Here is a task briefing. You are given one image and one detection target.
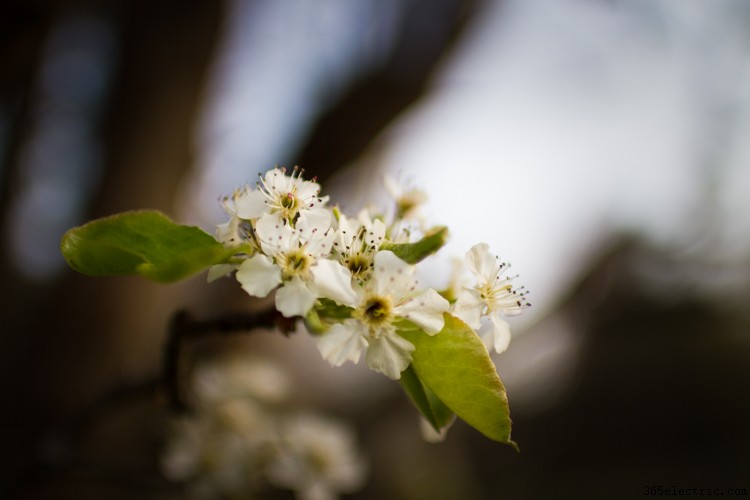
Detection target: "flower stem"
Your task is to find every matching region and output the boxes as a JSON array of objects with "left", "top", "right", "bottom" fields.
[{"left": 163, "top": 308, "right": 297, "bottom": 411}]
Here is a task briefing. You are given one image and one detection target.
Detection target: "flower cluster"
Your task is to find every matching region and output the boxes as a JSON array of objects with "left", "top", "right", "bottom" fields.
[
  {"left": 212, "top": 167, "right": 530, "bottom": 380},
  {"left": 161, "top": 350, "right": 367, "bottom": 500}
]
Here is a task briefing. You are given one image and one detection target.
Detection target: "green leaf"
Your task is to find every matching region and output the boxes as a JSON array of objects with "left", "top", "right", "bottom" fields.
[
  {"left": 303, "top": 308, "right": 326, "bottom": 335},
  {"left": 315, "top": 298, "right": 354, "bottom": 320},
  {"left": 380, "top": 226, "right": 448, "bottom": 264},
  {"left": 398, "top": 314, "right": 517, "bottom": 448},
  {"left": 60, "top": 210, "right": 237, "bottom": 283},
  {"left": 400, "top": 365, "right": 454, "bottom": 432},
  {"left": 304, "top": 299, "right": 354, "bottom": 335}
]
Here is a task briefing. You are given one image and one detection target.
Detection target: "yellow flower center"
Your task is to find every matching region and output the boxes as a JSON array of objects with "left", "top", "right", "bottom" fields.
[
  {"left": 278, "top": 190, "right": 300, "bottom": 221},
  {"left": 345, "top": 253, "right": 372, "bottom": 280},
  {"left": 355, "top": 294, "right": 394, "bottom": 337},
  {"left": 477, "top": 281, "right": 513, "bottom": 313},
  {"left": 278, "top": 249, "right": 312, "bottom": 280}
]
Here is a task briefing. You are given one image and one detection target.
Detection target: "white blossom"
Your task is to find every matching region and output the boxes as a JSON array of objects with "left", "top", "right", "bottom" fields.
[
  {"left": 161, "top": 351, "right": 368, "bottom": 499},
  {"left": 216, "top": 186, "right": 254, "bottom": 245},
  {"left": 236, "top": 166, "right": 330, "bottom": 227},
  {"left": 160, "top": 399, "right": 273, "bottom": 498},
  {"left": 313, "top": 250, "right": 449, "bottom": 379},
  {"left": 331, "top": 211, "right": 385, "bottom": 281},
  {"left": 191, "top": 353, "right": 291, "bottom": 406},
  {"left": 266, "top": 413, "right": 367, "bottom": 500},
  {"left": 211, "top": 167, "right": 333, "bottom": 286},
  {"left": 384, "top": 173, "right": 428, "bottom": 220},
  {"left": 236, "top": 213, "right": 336, "bottom": 317},
  {"left": 453, "top": 243, "right": 529, "bottom": 354},
  {"left": 206, "top": 192, "right": 256, "bottom": 283}
]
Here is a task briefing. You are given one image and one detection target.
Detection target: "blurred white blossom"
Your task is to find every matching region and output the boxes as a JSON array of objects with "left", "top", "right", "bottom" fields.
[
  {"left": 161, "top": 399, "right": 272, "bottom": 498},
  {"left": 190, "top": 353, "right": 291, "bottom": 406},
  {"left": 384, "top": 173, "right": 428, "bottom": 221},
  {"left": 161, "top": 350, "right": 368, "bottom": 499},
  {"left": 267, "top": 413, "right": 367, "bottom": 500}
]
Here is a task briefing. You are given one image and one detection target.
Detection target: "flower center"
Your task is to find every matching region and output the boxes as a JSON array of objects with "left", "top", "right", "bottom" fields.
[
  {"left": 395, "top": 188, "right": 427, "bottom": 219},
  {"left": 345, "top": 254, "right": 372, "bottom": 279},
  {"left": 278, "top": 249, "right": 312, "bottom": 280},
  {"left": 478, "top": 281, "right": 516, "bottom": 314},
  {"left": 356, "top": 295, "right": 394, "bottom": 337},
  {"left": 280, "top": 192, "right": 297, "bottom": 209},
  {"left": 276, "top": 190, "right": 300, "bottom": 221}
]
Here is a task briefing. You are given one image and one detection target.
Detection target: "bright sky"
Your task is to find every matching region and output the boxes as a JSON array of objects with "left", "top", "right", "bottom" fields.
[
  {"left": 189, "top": 0, "right": 750, "bottom": 326},
  {"left": 370, "top": 0, "right": 750, "bottom": 324}
]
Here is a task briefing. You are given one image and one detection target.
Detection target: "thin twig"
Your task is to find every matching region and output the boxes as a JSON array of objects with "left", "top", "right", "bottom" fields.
[{"left": 162, "top": 308, "right": 297, "bottom": 412}]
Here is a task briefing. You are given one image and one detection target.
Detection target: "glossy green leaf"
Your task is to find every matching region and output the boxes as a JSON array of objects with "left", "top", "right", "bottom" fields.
[
  {"left": 380, "top": 226, "right": 448, "bottom": 264},
  {"left": 399, "top": 314, "right": 517, "bottom": 448},
  {"left": 400, "top": 365, "right": 454, "bottom": 432},
  {"left": 60, "top": 210, "right": 237, "bottom": 283},
  {"left": 305, "top": 300, "right": 354, "bottom": 334}
]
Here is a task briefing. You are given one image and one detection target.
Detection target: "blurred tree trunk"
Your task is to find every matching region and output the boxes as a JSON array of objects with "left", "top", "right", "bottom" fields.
[
  {"left": 294, "top": 0, "right": 488, "bottom": 183},
  {"left": 1, "top": 1, "right": 225, "bottom": 496}
]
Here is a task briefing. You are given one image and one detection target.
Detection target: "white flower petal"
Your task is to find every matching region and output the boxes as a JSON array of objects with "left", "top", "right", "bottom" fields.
[
  {"left": 311, "top": 259, "right": 360, "bottom": 307},
  {"left": 316, "top": 322, "right": 367, "bottom": 367},
  {"left": 296, "top": 207, "right": 332, "bottom": 240},
  {"left": 356, "top": 208, "right": 374, "bottom": 227},
  {"left": 394, "top": 288, "right": 449, "bottom": 334},
  {"left": 262, "top": 167, "right": 284, "bottom": 187},
  {"left": 234, "top": 189, "right": 268, "bottom": 219},
  {"left": 294, "top": 177, "right": 322, "bottom": 201},
  {"left": 236, "top": 254, "right": 281, "bottom": 297},
  {"left": 215, "top": 216, "right": 242, "bottom": 245},
  {"left": 365, "top": 332, "right": 415, "bottom": 380},
  {"left": 334, "top": 213, "right": 359, "bottom": 249},
  {"left": 358, "top": 217, "right": 386, "bottom": 250},
  {"left": 305, "top": 227, "right": 335, "bottom": 258},
  {"left": 383, "top": 174, "right": 400, "bottom": 199},
  {"left": 481, "top": 314, "right": 512, "bottom": 354},
  {"left": 256, "top": 213, "right": 296, "bottom": 255},
  {"left": 465, "top": 243, "right": 497, "bottom": 282},
  {"left": 372, "top": 251, "right": 414, "bottom": 298},
  {"left": 452, "top": 288, "right": 484, "bottom": 329},
  {"left": 275, "top": 276, "right": 318, "bottom": 317},
  {"left": 369, "top": 219, "right": 386, "bottom": 245}
]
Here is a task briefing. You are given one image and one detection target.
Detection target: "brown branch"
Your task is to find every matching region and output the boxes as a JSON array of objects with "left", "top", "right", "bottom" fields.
[
  {"left": 162, "top": 308, "right": 298, "bottom": 412},
  {"left": 16, "top": 308, "right": 296, "bottom": 497}
]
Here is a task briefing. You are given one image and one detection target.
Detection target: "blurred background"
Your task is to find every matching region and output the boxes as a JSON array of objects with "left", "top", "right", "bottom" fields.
[{"left": 1, "top": 0, "right": 749, "bottom": 498}]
